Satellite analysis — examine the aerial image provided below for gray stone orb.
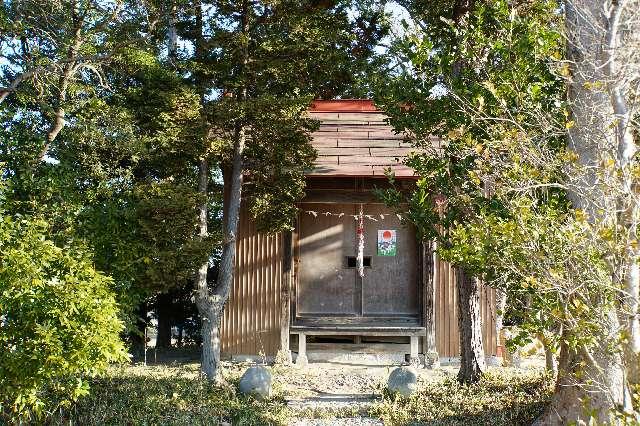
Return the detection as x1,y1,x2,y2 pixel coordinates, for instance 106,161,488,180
387,366,418,397
238,365,272,400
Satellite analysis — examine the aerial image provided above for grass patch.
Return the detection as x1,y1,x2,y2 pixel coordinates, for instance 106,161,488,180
369,368,553,426
48,363,291,426
38,363,552,425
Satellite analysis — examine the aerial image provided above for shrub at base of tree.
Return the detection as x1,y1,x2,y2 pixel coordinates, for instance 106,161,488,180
0,216,128,422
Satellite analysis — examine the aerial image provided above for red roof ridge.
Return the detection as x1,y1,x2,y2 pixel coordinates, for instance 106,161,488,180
309,99,381,113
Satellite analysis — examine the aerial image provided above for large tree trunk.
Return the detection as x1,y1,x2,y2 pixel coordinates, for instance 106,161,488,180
603,0,640,386
534,310,632,424
544,0,638,420
456,267,486,383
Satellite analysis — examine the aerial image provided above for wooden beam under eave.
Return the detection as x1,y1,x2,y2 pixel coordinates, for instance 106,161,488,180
300,190,386,204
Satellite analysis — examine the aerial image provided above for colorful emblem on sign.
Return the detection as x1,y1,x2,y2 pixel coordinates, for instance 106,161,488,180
377,229,397,256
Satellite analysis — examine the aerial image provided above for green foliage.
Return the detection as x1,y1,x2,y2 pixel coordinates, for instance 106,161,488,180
371,369,553,426
0,215,128,422
377,0,566,247
49,364,291,426
239,98,318,233
175,0,390,234
443,201,616,351
376,0,574,341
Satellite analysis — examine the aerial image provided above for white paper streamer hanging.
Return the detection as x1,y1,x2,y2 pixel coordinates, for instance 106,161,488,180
303,210,406,221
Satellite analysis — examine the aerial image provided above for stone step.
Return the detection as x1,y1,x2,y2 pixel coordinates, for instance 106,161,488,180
291,418,384,426
286,393,380,412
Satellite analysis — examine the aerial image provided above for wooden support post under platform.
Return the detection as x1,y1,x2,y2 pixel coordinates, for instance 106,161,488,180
296,333,308,366
277,230,293,364
410,335,420,367
422,240,440,368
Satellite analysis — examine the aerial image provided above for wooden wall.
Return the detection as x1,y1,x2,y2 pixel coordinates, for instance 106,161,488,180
220,209,283,357
221,208,498,359
434,259,497,358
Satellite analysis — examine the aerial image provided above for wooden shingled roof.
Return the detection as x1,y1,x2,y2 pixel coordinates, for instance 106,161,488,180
306,99,417,177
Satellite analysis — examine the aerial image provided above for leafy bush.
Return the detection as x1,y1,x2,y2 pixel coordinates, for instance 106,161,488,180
370,369,553,426
50,364,291,425
0,216,128,422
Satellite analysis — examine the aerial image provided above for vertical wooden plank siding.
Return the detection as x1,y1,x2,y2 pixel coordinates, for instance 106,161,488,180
222,207,497,358
221,207,283,357
434,259,498,358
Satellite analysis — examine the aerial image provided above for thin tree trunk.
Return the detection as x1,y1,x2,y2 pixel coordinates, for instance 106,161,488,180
39,21,84,161
167,1,178,61
155,293,173,349
194,156,220,379
456,267,486,383
193,0,249,382
543,339,557,375
537,332,558,376
200,121,246,380
129,302,148,358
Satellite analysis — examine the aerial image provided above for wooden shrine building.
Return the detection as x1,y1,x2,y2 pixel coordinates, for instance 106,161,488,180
220,99,497,365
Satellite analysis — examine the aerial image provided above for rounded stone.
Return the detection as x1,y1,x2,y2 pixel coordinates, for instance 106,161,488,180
238,366,272,400
387,366,418,397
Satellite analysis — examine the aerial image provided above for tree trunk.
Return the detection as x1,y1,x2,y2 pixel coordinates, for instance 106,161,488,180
550,0,638,419
193,156,220,379
602,0,640,386
623,254,640,385
129,302,148,359
155,293,173,349
196,119,246,381
533,310,633,424
192,0,248,382
543,340,557,376
423,240,439,368
456,267,486,383
537,332,558,376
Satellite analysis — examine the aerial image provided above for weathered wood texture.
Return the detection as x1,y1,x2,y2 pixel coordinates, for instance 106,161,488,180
361,204,419,316
297,203,358,316
221,174,496,357
220,202,497,358
307,107,416,177
295,202,419,320
220,205,283,357
434,261,497,357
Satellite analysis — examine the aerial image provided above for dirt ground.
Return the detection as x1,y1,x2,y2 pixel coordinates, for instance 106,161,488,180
139,352,546,425
218,354,546,398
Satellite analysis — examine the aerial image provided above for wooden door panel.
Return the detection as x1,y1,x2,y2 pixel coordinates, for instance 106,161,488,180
297,203,357,316
362,205,419,316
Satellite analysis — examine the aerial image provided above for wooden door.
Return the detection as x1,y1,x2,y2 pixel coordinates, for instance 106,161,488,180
296,203,419,321
297,203,358,316
362,205,419,317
